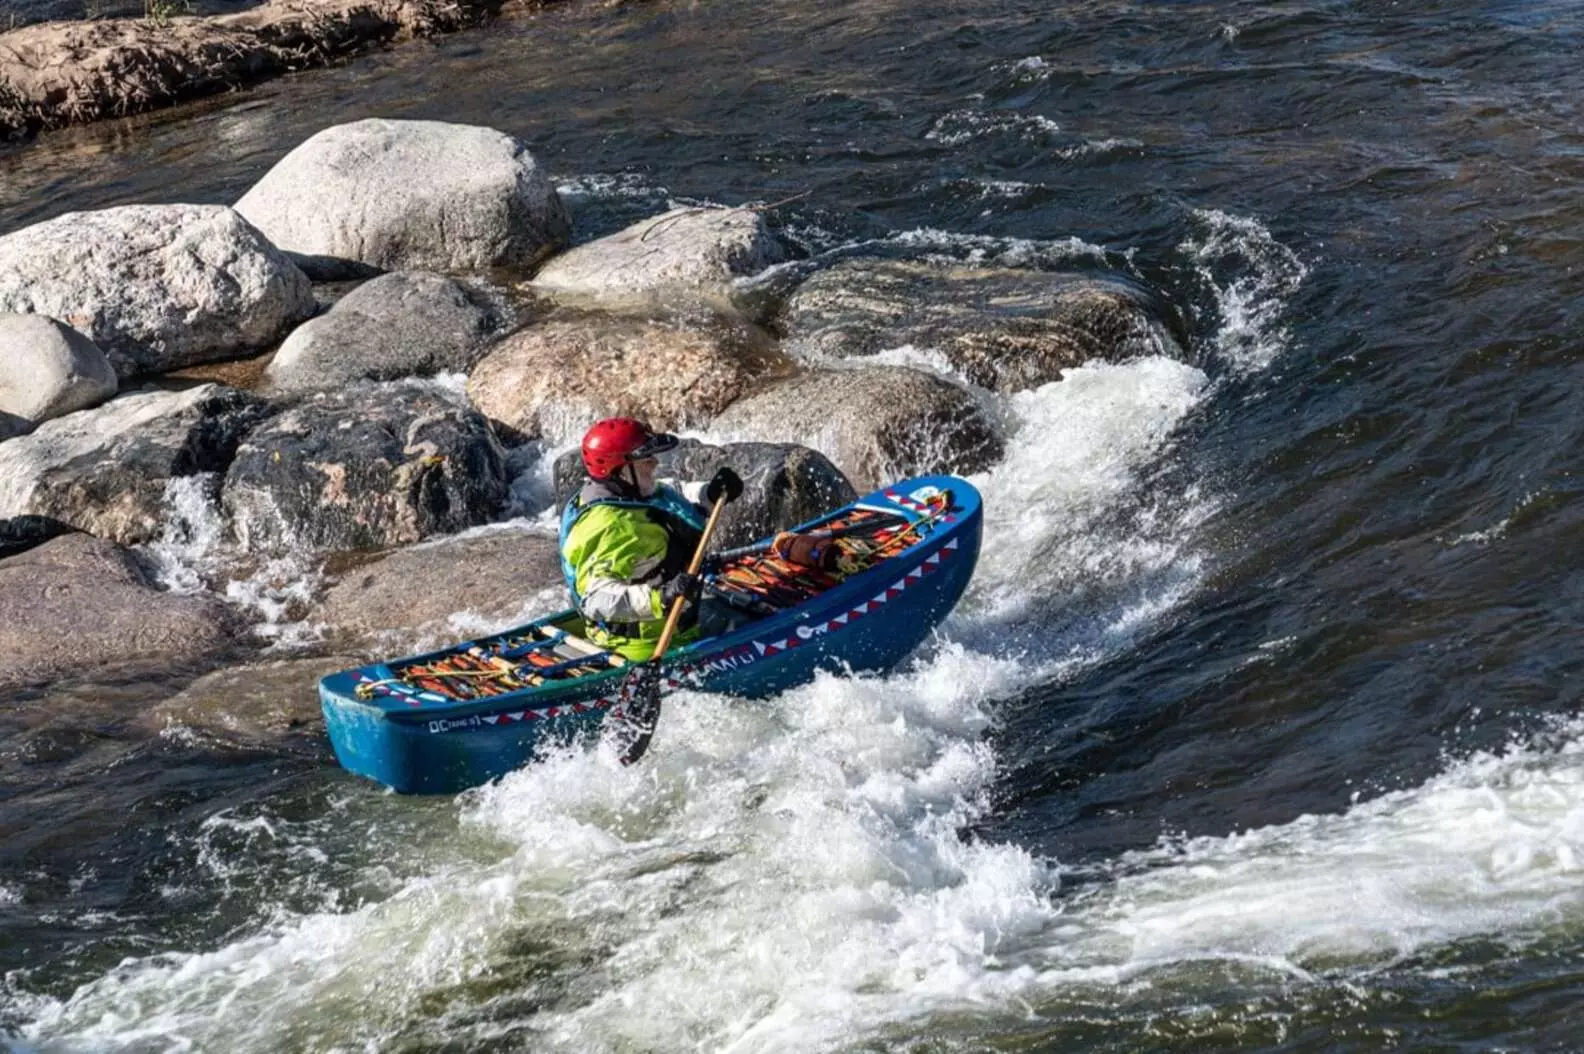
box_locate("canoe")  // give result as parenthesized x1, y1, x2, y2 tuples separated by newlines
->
(320, 474, 983, 793)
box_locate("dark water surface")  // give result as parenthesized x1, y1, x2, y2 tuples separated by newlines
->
(3, 1, 1583, 1050)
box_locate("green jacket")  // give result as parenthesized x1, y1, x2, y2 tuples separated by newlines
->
(558, 480, 707, 661)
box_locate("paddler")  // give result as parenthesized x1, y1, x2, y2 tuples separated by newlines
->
(558, 417, 744, 661)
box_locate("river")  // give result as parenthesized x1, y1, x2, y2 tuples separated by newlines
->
(2, 0, 1582, 1050)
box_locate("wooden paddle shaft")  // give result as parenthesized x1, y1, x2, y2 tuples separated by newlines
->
(652, 495, 728, 661)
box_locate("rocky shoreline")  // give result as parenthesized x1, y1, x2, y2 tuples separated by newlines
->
(0, 0, 533, 140)
(0, 116, 1185, 722)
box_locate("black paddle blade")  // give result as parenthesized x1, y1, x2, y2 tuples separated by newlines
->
(610, 663, 663, 766)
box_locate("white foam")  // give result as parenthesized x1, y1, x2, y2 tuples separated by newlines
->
(926, 109, 1063, 147)
(1180, 208, 1309, 374)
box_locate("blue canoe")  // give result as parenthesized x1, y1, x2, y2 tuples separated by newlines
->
(320, 475, 983, 793)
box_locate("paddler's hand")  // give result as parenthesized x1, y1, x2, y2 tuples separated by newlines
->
(659, 571, 702, 610)
(705, 466, 744, 505)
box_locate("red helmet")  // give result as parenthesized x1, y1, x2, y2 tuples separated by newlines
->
(581, 417, 678, 480)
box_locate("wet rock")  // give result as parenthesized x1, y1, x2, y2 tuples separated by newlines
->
(0, 384, 274, 545)
(0, 313, 118, 422)
(236, 118, 571, 273)
(708, 366, 1004, 492)
(0, 411, 32, 442)
(0, 1, 509, 139)
(143, 654, 366, 748)
(0, 533, 235, 690)
(0, 204, 314, 379)
(222, 385, 509, 554)
(552, 440, 858, 551)
(0, 515, 73, 561)
(314, 529, 566, 648)
(533, 206, 786, 306)
(466, 309, 794, 443)
(267, 271, 511, 394)
(780, 259, 1181, 392)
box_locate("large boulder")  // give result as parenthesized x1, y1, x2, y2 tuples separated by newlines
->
(553, 440, 858, 551)
(0, 384, 274, 545)
(0, 533, 235, 690)
(780, 260, 1181, 392)
(313, 529, 565, 648)
(532, 206, 786, 306)
(235, 119, 571, 273)
(708, 367, 1004, 492)
(0, 313, 118, 421)
(0, 204, 315, 379)
(466, 309, 794, 443)
(266, 271, 512, 394)
(222, 385, 510, 554)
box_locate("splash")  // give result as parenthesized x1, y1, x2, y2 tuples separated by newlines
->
(1179, 208, 1309, 375)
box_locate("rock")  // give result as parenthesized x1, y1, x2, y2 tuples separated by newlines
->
(708, 367, 1004, 492)
(0, 313, 118, 422)
(0, 411, 32, 442)
(0, 515, 73, 561)
(267, 271, 511, 394)
(0, 533, 235, 690)
(222, 385, 510, 554)
(0, 204, 315, 379)
(314, 529, 566, 648)
(0, 1, 509, 140)
(235, 119, 571, 273)
(0, 384, 274, 545)
(553, 440, 858, 551)
(143, 654, 365, 749)
(532, 206, 786, 306)
(780, 260, 1182, 392)
(467, 308, 794, 444)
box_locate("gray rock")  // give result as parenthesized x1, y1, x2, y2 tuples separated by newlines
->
(222, 385, 510, 554)
(314, 529, 565, 648)
(0, 313, 118, 421)
(708, 367, 1004, 492)
(0, 411, 32, 442)
(553, 440, 858, 551)
(142, 654, 365, 749)
(0, 204, 315, 379)
(466, 308, 794, 444)
(533, 206, 786, 306)
(0, 384, 274, 545)
(236, 119, 571, 273)
(0, 532, 235, 690)
(780, 259, 1182, 392)
(0, 515, 72, 561)
(267, 271, 511, 394)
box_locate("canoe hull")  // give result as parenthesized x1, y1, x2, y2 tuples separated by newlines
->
(321, 476, 982, 793)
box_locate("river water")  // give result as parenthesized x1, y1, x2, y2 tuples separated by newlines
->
(2, 0, 1582, 1050)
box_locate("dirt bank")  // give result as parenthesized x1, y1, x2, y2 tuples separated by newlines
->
(0, 0, 523, 140)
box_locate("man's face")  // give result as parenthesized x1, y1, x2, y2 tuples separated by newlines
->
(632, 457, 660, 497)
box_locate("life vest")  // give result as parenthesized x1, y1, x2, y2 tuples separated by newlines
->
(557, 480, 707, 613)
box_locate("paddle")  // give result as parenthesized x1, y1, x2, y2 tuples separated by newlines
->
(614, 493, 729, 766)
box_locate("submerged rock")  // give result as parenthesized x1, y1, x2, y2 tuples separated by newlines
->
(780, 259, 1181, 392)
(466, 309, 794, 443)
(143, 654, 366, 748)
(0, 313, 118, 422)
(314, 530, 566, 648)
(708, 366, 1004, 492)
(552, 440, 858, 551)
(0, 204, 314, 379)
(236, 119, 571, 273)
(0, 384, 274, 545)
(266, 271, 512, 394)
(222, 385, 509, 554)
(532, 206, 786, 306)
(0, 533, 235, 690)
